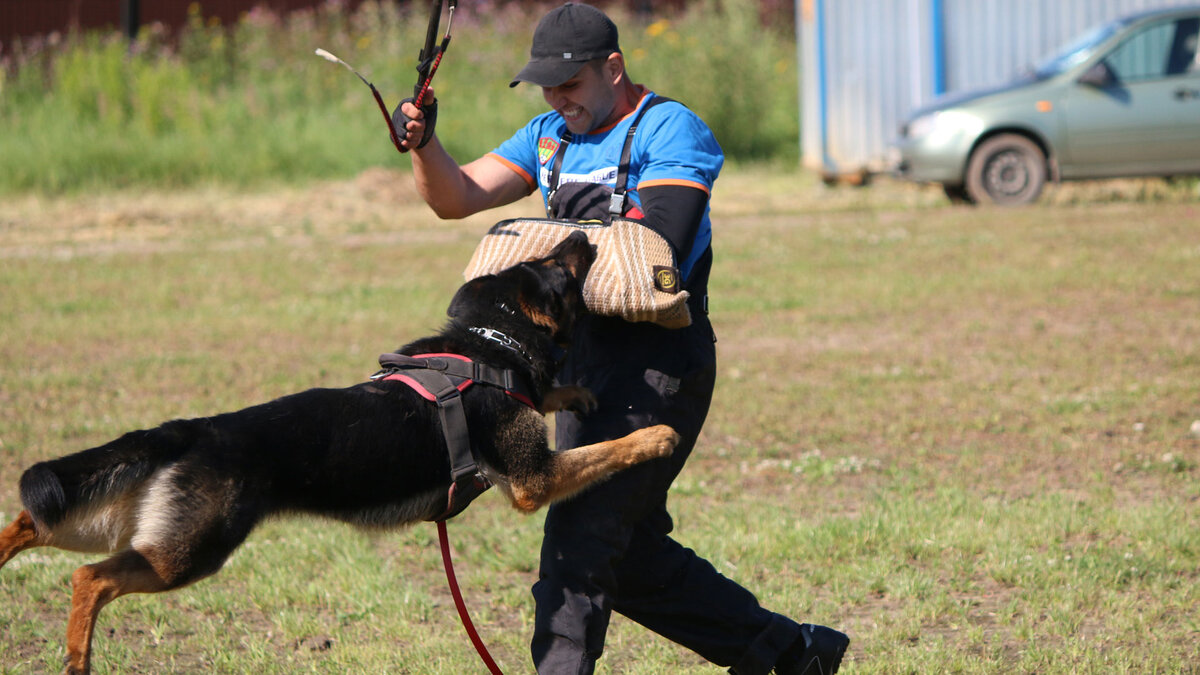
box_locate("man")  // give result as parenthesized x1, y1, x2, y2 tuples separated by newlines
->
(393, 4, 848, 673)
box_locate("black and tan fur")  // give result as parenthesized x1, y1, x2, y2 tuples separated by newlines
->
(0, 231, 679, 674)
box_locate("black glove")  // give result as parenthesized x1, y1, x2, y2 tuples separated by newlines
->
(391, 97, 437, 150)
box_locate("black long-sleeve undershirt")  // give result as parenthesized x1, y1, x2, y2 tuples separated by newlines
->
(635, 184, 709, 278)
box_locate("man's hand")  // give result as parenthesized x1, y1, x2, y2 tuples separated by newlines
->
(392, 88, 438, 151)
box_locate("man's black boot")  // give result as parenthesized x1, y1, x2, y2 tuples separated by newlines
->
(774, 624, 849, 675)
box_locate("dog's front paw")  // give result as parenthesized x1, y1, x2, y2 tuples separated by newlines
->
(630, 424, 680, 462)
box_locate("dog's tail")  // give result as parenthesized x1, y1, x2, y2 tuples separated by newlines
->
(19, 420, 197, 529)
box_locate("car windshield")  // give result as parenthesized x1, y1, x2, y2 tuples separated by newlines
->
(1032, 21, 1122, 79)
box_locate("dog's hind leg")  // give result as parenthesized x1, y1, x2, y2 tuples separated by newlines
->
(64, 546, 189, 675)
(507, 424, 680, 512)
(64, 529, 248, 675)
(0, 510, 46, 570)
(63, 465, 261, 674)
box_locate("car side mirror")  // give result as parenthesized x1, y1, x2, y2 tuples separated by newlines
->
(1078, 61, 1114, 88)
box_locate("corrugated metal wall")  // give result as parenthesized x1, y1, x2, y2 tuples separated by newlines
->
(797, 0, 1199, 177)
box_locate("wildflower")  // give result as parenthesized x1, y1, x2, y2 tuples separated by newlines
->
(646, 19, 670, 38)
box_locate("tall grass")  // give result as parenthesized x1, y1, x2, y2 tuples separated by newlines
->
(0, 0, 798, 195)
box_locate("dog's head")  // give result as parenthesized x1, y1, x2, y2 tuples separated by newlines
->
(449, 230, 597, 347)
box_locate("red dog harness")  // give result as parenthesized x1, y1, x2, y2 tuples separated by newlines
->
(373, 351, 537, 521)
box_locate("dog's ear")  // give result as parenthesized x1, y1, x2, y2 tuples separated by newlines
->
(514, 254, 592, 344)
(547, 231, 596, 281)
(448, 278, 489, 319)
(516, 267, 562, 332)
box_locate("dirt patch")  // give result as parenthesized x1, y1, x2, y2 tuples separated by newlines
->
(0, 168, 542, 260)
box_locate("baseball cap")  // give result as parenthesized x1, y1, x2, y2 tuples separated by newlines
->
(509, 3, 620, 88)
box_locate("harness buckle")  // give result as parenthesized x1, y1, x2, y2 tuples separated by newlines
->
(608, 190, 625, 216)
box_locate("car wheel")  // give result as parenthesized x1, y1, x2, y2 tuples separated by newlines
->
(942, 183, 974, 204)
(964, 134, 1046, 206)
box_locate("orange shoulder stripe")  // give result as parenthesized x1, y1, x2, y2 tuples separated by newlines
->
(637, 177, 711, 195)
(486, 153, 537, 191)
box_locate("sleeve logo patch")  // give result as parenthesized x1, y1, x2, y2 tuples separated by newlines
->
(653, 266, 680, 294)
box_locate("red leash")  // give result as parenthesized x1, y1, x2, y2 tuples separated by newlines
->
(437, 520, 504, 674)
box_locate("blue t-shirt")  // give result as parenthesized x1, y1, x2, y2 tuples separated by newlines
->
(488, 90, 723, 281)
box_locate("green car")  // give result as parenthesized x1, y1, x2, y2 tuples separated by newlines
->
(893, 5, 1200, 205)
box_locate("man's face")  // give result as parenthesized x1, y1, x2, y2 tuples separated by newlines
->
(541, 58, 618, 134)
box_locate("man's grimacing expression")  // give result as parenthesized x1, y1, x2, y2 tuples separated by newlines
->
(541, 55, 624, 135)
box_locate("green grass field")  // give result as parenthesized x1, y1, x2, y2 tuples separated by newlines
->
(1, 170, 1197, 673)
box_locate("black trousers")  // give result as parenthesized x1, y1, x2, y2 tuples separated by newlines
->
(532, 298, 803, 674)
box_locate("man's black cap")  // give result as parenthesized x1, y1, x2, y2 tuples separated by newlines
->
(509, 3, 620, 88)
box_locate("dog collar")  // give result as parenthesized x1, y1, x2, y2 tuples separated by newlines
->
(468, 326, 532, 364)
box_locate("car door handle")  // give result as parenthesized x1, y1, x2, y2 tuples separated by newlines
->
(1174, 88, 1200, 101)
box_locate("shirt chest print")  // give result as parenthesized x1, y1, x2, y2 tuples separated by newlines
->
(538, 137, 559, 165)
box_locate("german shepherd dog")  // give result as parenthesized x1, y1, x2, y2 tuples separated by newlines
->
(0, 231, 680, 674)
